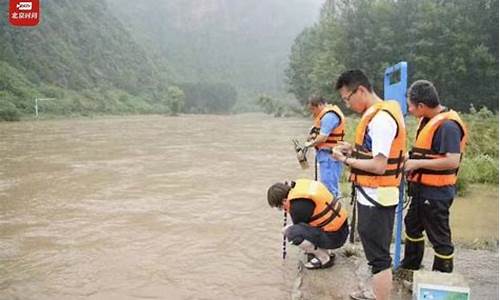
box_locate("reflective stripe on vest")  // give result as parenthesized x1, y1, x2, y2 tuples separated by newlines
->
(310, 105, 345, 150)
(408, 110, 467, 187)
(284, 179, 347, 232)
(350, 100, 406, 189)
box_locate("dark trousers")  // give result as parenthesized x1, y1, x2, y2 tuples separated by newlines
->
(402, 195, 454, 272)
(404, 195, 454, 255)
(286, 221, 349, 250)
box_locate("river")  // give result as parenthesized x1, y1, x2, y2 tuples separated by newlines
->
(0, 114, 497, 299)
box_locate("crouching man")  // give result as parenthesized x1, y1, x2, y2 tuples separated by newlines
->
(267, 179, 349, 269)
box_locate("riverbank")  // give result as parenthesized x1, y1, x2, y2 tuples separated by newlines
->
(293, 183, 498, 299)
(294, 244, 498, 299)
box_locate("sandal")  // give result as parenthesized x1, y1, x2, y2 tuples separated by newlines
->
(304, 253, 336, 270)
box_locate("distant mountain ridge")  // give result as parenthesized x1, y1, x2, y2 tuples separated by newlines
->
(0, 0, 323, 119)
(105, 0, 323, 99)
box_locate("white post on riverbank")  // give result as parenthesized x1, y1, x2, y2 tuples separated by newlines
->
(34, 97, 56, 118)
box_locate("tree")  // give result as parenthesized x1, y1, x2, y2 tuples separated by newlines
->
(285, 0, 499, 112)
(285, 28, 319, 105)
(166, 86, 185, 115)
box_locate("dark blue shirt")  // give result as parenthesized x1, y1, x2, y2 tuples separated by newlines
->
(289, 199, 315, 224)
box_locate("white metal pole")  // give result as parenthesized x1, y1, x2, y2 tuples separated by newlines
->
(34, 98, 55, 118)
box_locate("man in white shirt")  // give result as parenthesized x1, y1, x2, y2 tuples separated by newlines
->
(331, 70, 406, 300)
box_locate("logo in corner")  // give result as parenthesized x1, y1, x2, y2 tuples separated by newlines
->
(9, 0, 40, 26)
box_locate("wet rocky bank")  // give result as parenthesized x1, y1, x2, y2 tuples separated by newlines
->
(292, 244, 498, 300)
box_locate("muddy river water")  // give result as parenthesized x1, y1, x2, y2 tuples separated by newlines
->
(0, 114, 497, 299)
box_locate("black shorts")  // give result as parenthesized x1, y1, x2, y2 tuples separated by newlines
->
(285, 221, 349, 250)
(357, 203, 395, 274)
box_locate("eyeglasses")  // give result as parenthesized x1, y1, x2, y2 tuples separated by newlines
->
(341, 87, 358, 102)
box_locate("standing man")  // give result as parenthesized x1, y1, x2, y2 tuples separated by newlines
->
(304, 95, 346, 197)
(400, 80, 467, 273)
(267, 178, 349, 269)
(331, 70, 406, 300)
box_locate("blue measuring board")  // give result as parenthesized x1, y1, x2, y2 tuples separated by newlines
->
(384, 62, 408, 115)
(383, 61, 407, 269)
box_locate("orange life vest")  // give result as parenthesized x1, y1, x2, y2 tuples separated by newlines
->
(407, 110, 467, 187)
(310, 105, 345, 150)
(284, 179, 347, 232)
(350, 100, 406, 188)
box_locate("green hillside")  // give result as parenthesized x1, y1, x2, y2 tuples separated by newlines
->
(0, 0, 322, 120)
(1, 0, 497, 120)
(0, 0, 177, 119)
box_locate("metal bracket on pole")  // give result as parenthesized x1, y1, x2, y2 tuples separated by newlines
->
(383, 61, 407, 270)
